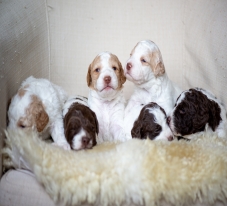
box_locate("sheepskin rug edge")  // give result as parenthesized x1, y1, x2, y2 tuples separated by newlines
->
(3, 129, 227, 206)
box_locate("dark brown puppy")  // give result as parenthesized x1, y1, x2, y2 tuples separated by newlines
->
(168, 88, 227, 139)
(131, 102, 174, 141)
(63, 96, 98, 150)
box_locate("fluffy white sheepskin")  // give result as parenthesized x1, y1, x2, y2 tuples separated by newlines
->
(3, 129, 227, 206)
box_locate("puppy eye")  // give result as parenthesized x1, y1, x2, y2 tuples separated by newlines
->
(19, 124, 26, 129)
(112, 67, 117, 71)
(179, 109, 185, 114)
(141, 59, 146, 63)
(95, 68, 100, 72)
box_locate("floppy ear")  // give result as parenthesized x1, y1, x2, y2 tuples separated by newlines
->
(118, 61, 126, 86)
(35, 107, 49, 132)
(191, 92, 210, 133)
(208, 99, 222, 131)
(131, 120, 142, 139)
(30, 96, 49, 132)
(150, 51, 165, 77)
(86, 64, 92, 87)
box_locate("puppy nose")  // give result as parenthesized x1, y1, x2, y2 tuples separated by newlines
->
(104, 76, 111, 84)
(82, 137, 89, 146)
(167, 135, 174, 141)
(126, 62, 132, 70)
(167, 116, 171, 125)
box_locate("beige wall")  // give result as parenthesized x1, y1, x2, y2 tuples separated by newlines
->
(47, 0, 185, 99)
(0, 0, 227, 176)
(0, 0, 50, 176)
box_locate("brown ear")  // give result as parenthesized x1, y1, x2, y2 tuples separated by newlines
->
(30, 96, 49, 132)
(150, 51, 165, 77)
(118, 61, 126, 86)
(208, 99, 222, 132)
(131, 120, 142, 139)
(87, 64, 92, 87)
(35, 106, 49, 132)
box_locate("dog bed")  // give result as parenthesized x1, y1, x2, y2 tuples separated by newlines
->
(2, 130, 227, 206)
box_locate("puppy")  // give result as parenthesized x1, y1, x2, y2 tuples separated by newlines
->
(7, 76, 70, 149)
(124, 40, 182, 138)
(168, 88, 227, 139)
(87, 51, 127, 143)
(63, 95, 98, 150)
(131, 102, 174, 141)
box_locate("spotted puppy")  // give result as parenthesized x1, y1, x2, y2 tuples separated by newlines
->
(168, 88, 227, 139)
(124, 40, 182, 139)
(63, 95, 98, 150)
(87, 51, 127, 143)
(131, 102, 174, 141)
(8, 76, 70, 149)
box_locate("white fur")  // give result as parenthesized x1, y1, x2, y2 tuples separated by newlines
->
(62, 95, 88, 117)
(8, 76, 70, 149)
(124, 40, 182, 138)
(88, 52, 127, 143)
(4, 129, 227, 206)
(71, 128, 93, 150)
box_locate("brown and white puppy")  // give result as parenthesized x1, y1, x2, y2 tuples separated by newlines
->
(124, 40, 182, 139)
(168, 88, 227, 139)
(63, 95, 98, 150)
(131, 102, 174, 141)
(7, 76, 70, 149)
(87, 51, 127, 143)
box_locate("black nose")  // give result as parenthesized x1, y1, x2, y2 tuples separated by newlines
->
(104, 76, 111, 84)
(126, 62, 132, 70)
(167, 116, 171, 125)
(82, 136, 89, 146)
(167, 135, 174, 141)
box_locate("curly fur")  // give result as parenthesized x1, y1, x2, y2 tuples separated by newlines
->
(4, 129, 227, 206)
(169, 88, 227, 139)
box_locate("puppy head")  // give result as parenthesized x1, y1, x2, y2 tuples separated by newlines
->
(131, 102, 173, 141)
(8, 88, 49, 133)
(125, 40, 165, 85)
(87, 51, 126, 98)
(64, 103, 98, 150)
(168, 88, 222, 138)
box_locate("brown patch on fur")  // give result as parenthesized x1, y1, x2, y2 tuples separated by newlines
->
(131, 102, 163, 140)
(18, 85, 29, 97)
(173, 88, 222, 136)
(64, 102, 98, 150)
(108, 54, 126, 90)
(87, 55, 102, 90)
(17, 95, 49, 132)
(149, 51, 165, 77)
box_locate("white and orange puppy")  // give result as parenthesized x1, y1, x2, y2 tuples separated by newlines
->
(87, 51, 127, 143)
(124, 40, 182, 138)
(8, 76, 70, 149)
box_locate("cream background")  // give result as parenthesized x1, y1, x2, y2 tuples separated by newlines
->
(0, 0, 227, 178)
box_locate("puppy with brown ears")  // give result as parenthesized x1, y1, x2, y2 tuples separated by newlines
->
(7, 76, 70, 149)
(124, 40, 182, 139)
(87, 51, 127, 143)
(63, 95, 98, 150)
